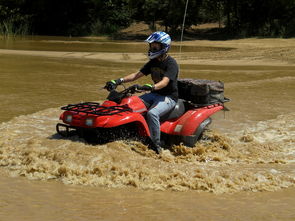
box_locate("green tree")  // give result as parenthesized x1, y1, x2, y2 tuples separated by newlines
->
(133, 0, 202, 34)
(200, 0, 224, 27)
(1, 0, 295, 37)
(90, 0, 133, 34)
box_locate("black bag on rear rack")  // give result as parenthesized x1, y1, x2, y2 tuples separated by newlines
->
(178, 79, 224, 105)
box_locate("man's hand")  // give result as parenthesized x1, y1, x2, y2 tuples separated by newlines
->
(104, 78, 124, 91)
(137, 84, 155, 91)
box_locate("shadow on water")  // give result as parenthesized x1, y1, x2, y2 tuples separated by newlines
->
(49, 130, 147, 147)
(48, 133, 89, 145)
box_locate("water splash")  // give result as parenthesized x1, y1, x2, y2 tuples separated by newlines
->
(0, 109, 294, 193)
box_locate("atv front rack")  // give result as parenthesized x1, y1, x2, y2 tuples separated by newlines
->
(61, 102, 132, 116)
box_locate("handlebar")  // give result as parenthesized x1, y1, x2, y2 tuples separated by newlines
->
(120, 84, 143, 95)
(106, 84, 142, 94)
(105, 84, 144, 103)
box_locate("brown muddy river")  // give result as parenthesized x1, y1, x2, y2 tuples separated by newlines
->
(0, 36, 294, 220)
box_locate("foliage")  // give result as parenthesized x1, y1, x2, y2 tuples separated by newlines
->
(130, 0, 202, 33)
(89, 0, 133, 35)
(0, 0, 294, 37)
(0, 3, 30, 37)
(210, 0, 295, 37)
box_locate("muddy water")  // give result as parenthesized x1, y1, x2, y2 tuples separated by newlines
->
(0, 37, 294, 220)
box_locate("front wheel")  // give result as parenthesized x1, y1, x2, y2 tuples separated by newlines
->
(82, 123, 140, 145)
(182, 118, 212, 147)
(82, 129, 108, 145)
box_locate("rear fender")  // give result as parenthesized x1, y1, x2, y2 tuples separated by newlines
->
(161, 105, 223, 136)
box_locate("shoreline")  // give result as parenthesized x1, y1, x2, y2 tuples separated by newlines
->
(1, 37, 295, 66)
(1, 47, 294, 67)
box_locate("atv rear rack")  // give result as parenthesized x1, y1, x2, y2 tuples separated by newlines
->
(61, 102, 132, 116)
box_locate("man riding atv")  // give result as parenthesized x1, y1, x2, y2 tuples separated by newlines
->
(105, 31, 178, 154)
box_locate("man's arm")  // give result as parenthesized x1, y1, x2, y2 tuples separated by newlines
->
(154, 76, 169, 90)
(122, 71, 144, 83)
(105, 71, 145, 91)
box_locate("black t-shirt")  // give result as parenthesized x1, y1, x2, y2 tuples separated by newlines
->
(140, 55, 179, 101)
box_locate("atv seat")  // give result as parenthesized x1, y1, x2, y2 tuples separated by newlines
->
(160, 99, 185, 121)
(141, 98, 186, 121)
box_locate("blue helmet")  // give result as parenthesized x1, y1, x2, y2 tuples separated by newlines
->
(145, 31, 171, 59)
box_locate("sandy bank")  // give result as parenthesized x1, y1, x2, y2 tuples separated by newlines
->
(1, 38, 295, 66)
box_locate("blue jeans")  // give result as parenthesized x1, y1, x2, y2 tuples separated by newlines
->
(140, 93, 176, 146)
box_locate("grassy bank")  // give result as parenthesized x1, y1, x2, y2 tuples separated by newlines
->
(0, 19, 29, 38)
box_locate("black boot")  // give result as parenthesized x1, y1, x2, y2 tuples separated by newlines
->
(150, 143, 162, 154)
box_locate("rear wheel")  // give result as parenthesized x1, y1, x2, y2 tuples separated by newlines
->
(182, 117, 212, 147)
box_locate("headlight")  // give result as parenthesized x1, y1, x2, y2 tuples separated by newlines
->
(65, 115, 72, 123)
(85, 118, 94, 126)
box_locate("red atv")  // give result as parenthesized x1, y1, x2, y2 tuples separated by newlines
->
(56, 80, 229, 147)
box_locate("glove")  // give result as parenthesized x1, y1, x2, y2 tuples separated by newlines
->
(105, 78, 124, 91)
(137, 84, 155, 91)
